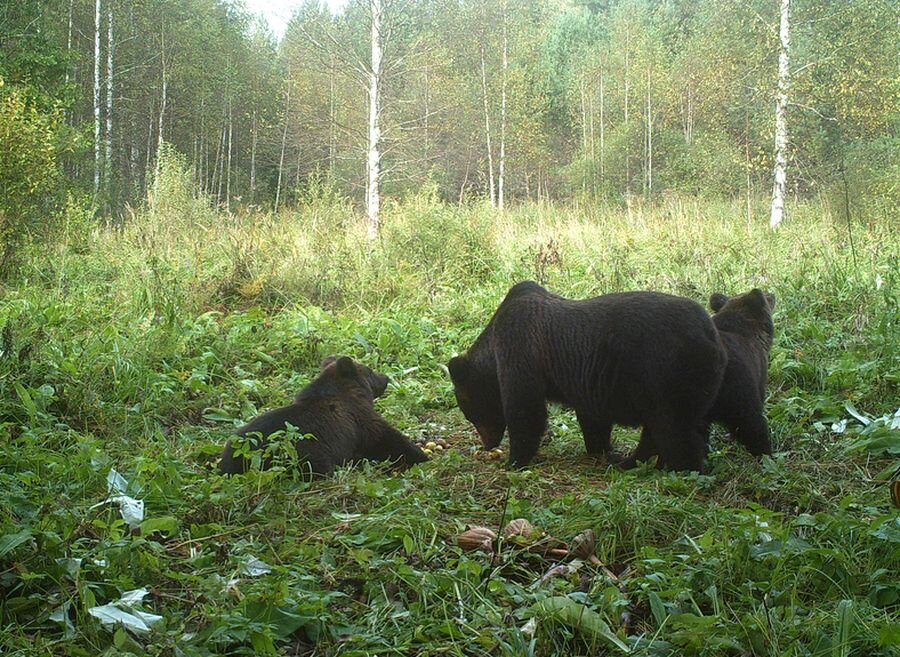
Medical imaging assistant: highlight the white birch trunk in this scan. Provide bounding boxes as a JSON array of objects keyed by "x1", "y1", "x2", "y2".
[
  {"x1": 480, "y1": 44, "x2": 495, "y2": 206},
  {"x1": 225, "y1": 98, "x2": 233, "y2": 209},
  {"x1": 770, "y1": 0, "x2": 790, "y2": 230},
  {"x1": 366, "y1": 0, "x2": 383, "y2": 239},
  {"x1": 746, "y1": 107, "x2": 752, "y2": 231},
  {"x1": 216, "y1": 122, "x2": 225, "y2": 202},
  {"x1": 329, "y1": 54, "x2": 336, "y2": 175},
  {"x1": 599, "y1": 66, "x2": 605, "y2": 181},
  {"x1": 66, "y1": 0, "x2": 74, "y2": 86},
  {"x1": 250, "y1": 109, "x2": 258, "y2": 203},
  {"x1": 646, "y1": 64, "x2": 652, "y2": 197},
  {"x1": 623, "y1": 44, "x2": 630, "y2": 193},
  {"x1": 105, "y1": 4, "x2": 113, "y2": 199},
  {"x1": 155, "y1": 28, "x2": 167, "y2": 178},
  {"x1": 498, "y1": 12, "x2": 507, "y2": 211},
  {"x1": 423, "y1": 65, "x2": 430, "y2": 166},
  {"x1": 93, "y1": 0, "x2": 101, "y2": 197},
  {"x1": 275, "y1": 75, "x2": 292, "y2": 213}
]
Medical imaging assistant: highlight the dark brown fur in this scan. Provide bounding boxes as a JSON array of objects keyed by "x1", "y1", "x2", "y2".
[
  {"x1": 218, "y1": 356, "x2": 427, "y2": 476},
  {"x1": 448, "y1": 281, "x2": 727, "y2": 471},
  {"x1": 706, "y1": 289, "x2": 776, "y2": 457}
]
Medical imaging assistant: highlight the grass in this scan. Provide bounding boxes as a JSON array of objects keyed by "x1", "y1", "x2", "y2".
[{"x1": 1, "y1": 178, "x2": 898, "y2": 655}]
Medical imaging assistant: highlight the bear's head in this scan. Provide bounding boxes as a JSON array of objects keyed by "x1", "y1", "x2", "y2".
[
  {"x1": 298, "y1": 356, "x2": 389, "y2": 404},
  {"x1": 447, "y1": 355, "x2": 506, "y2": 449},
  {"x1": 709, "y1": 289, "x2": 776, "y2": 343}
]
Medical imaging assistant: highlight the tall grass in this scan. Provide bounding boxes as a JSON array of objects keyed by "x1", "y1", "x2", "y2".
[{"x1": 1, "y1": 172, "x2": 898, "y2": 656}]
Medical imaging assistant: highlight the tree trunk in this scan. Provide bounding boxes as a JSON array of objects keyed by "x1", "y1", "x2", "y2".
[
  {"x1": 646, "y1": 64, "x2": 652, "y2": 198},
  {"x1": 480, "y1": 43, "x2": 495, "y2": 206},
  {"x1": 66, "y1": 0, "x2": 73, "y2": 86},
  {"x1": 329, "y1": 54, "x2": 336, "y2": 175},
  {"x1": 498, "y1": 9, "x2": 507, "y2": 211},
  {"x1": 216, "y1": 121, "x2": 225, "y2": 204},
  {"x1": 93, "y1": 0, "x2": 101, "y2": 198},
  {"x1": 198, "y1": 102, "x2": 206, "y2": 194},
  {"x1": 225, "y1": 98, "x2": 233, "y2": 209},
  {"x1": 770, "y1": 0, "x2": 790, "y2": 230},
  {"x1": 623, "y1": 43, "x2": 630, "y2": 194},
  {"x1": 599, "y1": 65, "x2": 605, "y2": 182},
  {"x1": 423, "y1": 65, "x2": 430, "y2": 168},
  {"x1": 250, "y1": 109, "x2": 257, "y2": 203},
  {"x1": 275, "y1": 75, "x2": 292, "y2": 213},
  {"x1": 105, "y1": 4, "x2": 113, "y2": 204},
  {"x1": 366, "y1": 0, "x2": 383, "y2": 239},
  {"x1": 155, "y1": 26, "x2": 167, "y2": 178}
]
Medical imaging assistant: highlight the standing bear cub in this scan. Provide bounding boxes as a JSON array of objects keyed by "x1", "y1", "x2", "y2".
[
  {"x1": 448, "y1": 281, "x2": 727, "y2": 471},
  {"x1": 218, "y1": 356, "x2": 428, "y2": 476},
  {"x1": 705, "y1": 289, "x2": 776, "y2": 457}
]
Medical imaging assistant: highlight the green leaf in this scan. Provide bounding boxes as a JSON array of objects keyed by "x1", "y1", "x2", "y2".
[
  {"x1": 0, "y1": 530, "x2": 33, "y2": 557},
  {"x1": 833, "y1": 599, "x2": 853, "y2": 657},
  {"x1": 879, "y1": 623, "x2": 900, "y2": 647},
  {"x1": 527, "y1": 595, "x2": 629, "y2": 652},
  {"x1": 250, "y1": 631, "x2": 277, "y2": 655},
  {"x1": 648, "y1": 590, "x2": 666, "y2": 626},
  {"x1": 14, "y1": 383, "x2": 37, "y2": 418},
  {"x1": 140, "y1": 516, "x2": 179, "y2": 537}
]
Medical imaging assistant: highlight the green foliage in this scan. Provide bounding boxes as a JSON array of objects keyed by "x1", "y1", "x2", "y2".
[
  {"x1": 0, "y1": 82, "x2": 63, "y2": 274},
  {"x1": 1, "y1": 196, "x2": 898, "y2": 655},
  {"x1": 842, "y1": 135, "x2": 900, "y2": 223}
]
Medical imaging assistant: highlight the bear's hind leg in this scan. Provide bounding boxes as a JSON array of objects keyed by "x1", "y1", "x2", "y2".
[
  {"x1": 656, "y1": 426, "x2": 707, "y2": 472},
  {"x1": 617, "y1": 426, "x2": 658, "y2": 469},
  {"x1": 732, "y1": 412, "x2": 772, "y2": 456}
]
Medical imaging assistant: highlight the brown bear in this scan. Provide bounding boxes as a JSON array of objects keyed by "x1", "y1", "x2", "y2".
[
  {"x1": 218, "y1": 356, "x2": 428, "y2": 475},
  {"x1": 705, "y1": 289, "x2": 776, "y2": 457},
  {"x1": 448, "y1": 281, "x2": 727, "y2": 471}
]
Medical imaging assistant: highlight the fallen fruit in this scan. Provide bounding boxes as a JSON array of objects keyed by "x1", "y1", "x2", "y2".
[
  {"x1": 502, "y1": 518, "x2": 536, "y2": 540},
  {"x1": 456, "y1": 525, "x2": 497, "y2": 552}
]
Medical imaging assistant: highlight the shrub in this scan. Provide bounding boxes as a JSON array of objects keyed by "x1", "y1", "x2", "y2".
[{"x1": 0, "y1": 82, "x2": 63, "y2": 275}]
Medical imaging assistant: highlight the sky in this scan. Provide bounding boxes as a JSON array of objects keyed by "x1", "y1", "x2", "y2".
[{"x1": 243, "y1": 0, "x2": 348, "y2": 40}]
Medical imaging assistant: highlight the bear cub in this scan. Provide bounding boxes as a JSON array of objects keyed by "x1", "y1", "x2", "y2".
[
  {"x1": 218, "y1": 356, "x2": 428, "y2": 476},
  {"x1": 448, "y1": 281, "x2": 727, "y2": 471},
  {"x1": 706, "y1": 289, "x2": 776, "y2": 457}
]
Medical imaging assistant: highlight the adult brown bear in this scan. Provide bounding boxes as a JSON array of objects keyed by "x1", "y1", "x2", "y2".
[
  {"x1": 706, "y1": 289, "x2": 776, "y2": 457},
  {"x1": 218, "y1": 356, "x2": 428, "y2": 475},
  {"x1": 448, "y1": 281, "x2": 727, "y2": 471}
]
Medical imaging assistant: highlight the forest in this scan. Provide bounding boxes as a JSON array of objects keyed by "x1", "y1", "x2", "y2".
[{"x1": 1, "y1": 0, "x2": 898, "y2": 655}]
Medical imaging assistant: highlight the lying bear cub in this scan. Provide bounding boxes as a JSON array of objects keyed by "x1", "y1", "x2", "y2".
[
  {"x1": 705, "y1": 289, "x2": 776, "y2": 457},
  {"x1": 218, "y1": 356, "x2": 428, "y2": 476},
  {"x1": 448, "y1": 281, "x2": 727, "y2": 471}
]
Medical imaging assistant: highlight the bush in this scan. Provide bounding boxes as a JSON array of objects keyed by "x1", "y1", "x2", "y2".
[
  {"x1": 842, "y1": 135, "x2": 899, "y2": 222},
  {"x1": 0, "y1": 82, "x2": 63, "y2": 275}
]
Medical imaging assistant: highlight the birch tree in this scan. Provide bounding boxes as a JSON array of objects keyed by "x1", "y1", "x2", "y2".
[
  {"x1": 366, "y1": 0, "x2": 383, "y2": 239},
  {"x1": 498, "y1": 3, "x2": 508, "y2": 210},
  {"x1": 105, "y1": 1, "x2": 113, "y2": 203},
  {"x1": 769, "y1": 0, "x2": 790, "y2": 229},
  {"x1": 93, "y1": 0, "x2": 101, "y2": 197}
]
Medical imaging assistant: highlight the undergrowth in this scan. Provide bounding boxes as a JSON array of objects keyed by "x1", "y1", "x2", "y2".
[{"x1": 1, "y1": 189, "x2": 898, "y2": 656}]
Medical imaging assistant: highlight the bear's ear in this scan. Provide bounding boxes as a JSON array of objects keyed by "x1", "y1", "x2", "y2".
[
  {"x1": 320, "y1": 356, "x2": 338, "y2": 370},
  {"x1": 748, "y1": 289, "x2": 774, "y2": 313},
  {"x1": 447, "y1": 356, "x2": 469, "y2": 383},
  {"x1": 710, "y1": 293, "x2": 729, "y2": 312},
  {"x1": 334, "y1": 356, "x2": 358, "y2": 378}
]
